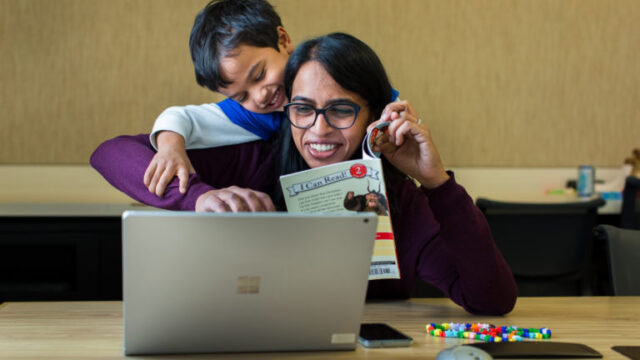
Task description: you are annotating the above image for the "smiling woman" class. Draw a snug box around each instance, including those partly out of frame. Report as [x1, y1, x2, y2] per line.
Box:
[285, 61, 371, 169]
[91, 32, 518, 315]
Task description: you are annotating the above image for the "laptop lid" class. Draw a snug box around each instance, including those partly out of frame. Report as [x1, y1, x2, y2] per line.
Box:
[122, 211, 377, 355]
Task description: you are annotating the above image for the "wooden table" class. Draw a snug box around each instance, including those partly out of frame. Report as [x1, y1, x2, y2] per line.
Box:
[1, 297, 639, 359]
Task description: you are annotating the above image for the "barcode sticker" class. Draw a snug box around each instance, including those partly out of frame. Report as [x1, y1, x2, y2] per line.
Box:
[369, 261, 400, 280]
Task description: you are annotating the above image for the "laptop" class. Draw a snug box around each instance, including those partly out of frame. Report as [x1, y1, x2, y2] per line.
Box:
[122, 211, 377, 355]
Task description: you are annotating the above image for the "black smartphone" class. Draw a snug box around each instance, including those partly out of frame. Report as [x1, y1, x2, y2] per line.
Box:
[358, 323, 413, 348]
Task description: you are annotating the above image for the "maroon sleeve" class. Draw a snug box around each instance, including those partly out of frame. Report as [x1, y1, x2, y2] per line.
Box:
[90, 134, 277, 210]
[419, 173, 518, 315]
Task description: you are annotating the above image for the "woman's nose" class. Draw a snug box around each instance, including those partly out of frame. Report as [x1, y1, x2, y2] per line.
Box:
[310, 113, 333, 134]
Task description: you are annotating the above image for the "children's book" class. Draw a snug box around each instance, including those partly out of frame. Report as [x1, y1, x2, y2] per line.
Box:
[279, 123, 401, 280]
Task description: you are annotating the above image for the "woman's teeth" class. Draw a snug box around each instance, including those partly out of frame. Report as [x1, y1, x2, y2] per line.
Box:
[309, 143, 336, 152]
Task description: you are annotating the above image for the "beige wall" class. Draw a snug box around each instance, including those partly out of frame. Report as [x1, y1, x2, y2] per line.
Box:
[1, 0, 639, 166]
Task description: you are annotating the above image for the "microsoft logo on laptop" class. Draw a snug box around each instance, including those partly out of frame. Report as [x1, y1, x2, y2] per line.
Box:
[237, 276, 261, 294]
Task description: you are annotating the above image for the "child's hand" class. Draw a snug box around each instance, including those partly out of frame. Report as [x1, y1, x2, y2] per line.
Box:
[143, 131, 195, 196]
[195, 187, 276, 212]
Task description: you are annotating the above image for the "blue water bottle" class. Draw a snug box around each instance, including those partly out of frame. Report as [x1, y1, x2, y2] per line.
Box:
[577, 165, 595, 197]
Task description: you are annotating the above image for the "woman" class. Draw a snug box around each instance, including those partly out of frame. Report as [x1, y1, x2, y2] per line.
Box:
[92, 33, 517, 315]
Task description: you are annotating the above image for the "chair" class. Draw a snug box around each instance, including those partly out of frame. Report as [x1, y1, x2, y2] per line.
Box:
[476, 197, 605, 296]
[593, 225, 640, 295]
[620, 176, 640, 230]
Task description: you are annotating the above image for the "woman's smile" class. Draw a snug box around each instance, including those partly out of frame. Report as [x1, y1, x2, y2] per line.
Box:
[290, 61, 369, 168]
[306, 141, 341, 160]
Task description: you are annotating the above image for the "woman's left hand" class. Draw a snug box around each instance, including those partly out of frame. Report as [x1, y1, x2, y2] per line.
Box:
[369, 100, 450, 189]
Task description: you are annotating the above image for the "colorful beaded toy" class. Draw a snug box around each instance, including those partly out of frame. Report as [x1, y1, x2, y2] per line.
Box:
[426, 323, 551, 342]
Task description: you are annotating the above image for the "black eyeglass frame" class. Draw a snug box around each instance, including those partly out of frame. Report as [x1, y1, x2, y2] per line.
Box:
[283, 102, 362, 130]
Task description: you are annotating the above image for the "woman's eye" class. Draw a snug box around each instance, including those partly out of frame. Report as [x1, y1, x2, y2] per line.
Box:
[294, 106, 314, 116]
[329, 106, 355, 118]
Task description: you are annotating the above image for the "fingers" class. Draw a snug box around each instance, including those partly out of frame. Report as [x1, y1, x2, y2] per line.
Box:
[145, 153, 196, 196]
[225, 187, 276, 212]
[143, 160, 157, 188]
[376, 100, 422, 146]
[379, 100, 417, 123]
[177, 167, 189, 194]
[242, 191, 276, 212]
[195, 187, 276, 213]
[147, 162, 164, 196]
[219, 191, 250, 212]
[155, 168, 174, 197]
[196, 193, 232, 213]
[386, 111, 420, 146]
[258, 192, 277, 212]
[392, 120, 416, 147]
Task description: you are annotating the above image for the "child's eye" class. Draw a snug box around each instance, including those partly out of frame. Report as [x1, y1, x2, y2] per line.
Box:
[255, 68, 265, 81]
[236, 93, 248, 103]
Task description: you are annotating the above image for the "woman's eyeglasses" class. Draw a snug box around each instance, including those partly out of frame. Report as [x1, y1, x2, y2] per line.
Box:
[284, 102, 361, 129]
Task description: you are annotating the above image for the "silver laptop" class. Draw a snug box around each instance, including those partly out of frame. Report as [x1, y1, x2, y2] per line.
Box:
[122, 211, 377, 355]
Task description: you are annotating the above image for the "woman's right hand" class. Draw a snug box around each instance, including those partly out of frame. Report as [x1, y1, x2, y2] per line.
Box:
[195, 187, 276, 212]
[369, 100, 449, 189]
[143, 131, 195, 196]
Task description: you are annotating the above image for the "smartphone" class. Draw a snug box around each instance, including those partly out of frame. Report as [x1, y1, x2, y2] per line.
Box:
[358, 323, 413, 348]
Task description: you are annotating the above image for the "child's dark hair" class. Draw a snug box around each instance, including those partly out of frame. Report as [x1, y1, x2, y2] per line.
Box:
[190, 0, 283, 92]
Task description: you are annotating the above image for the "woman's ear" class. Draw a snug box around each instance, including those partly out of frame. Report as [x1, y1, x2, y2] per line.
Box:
[277, 26, 294, 55]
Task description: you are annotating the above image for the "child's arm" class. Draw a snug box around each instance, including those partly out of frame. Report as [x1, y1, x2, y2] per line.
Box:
[146, 103, 262, 196]
[149, 103, 261, 150]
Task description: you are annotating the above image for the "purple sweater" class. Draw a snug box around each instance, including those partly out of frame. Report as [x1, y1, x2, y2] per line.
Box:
[91, 134, 517, 315]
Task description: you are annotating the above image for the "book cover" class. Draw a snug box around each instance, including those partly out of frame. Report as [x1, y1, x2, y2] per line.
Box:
[279, 157, 401, 280]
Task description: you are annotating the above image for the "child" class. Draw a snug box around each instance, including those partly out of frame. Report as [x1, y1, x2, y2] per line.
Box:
[145, 0, 293, 196]
[144, 0, 399, 197]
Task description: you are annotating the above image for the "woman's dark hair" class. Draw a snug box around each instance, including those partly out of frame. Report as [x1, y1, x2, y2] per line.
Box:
[272, 33, 399, 211]
[190, 0, 283, 92]
[279, 32, 393, 177]
[284, 32, 392, 122]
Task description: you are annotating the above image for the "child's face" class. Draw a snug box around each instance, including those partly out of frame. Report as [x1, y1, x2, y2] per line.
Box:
[218, 27, 293, 114]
